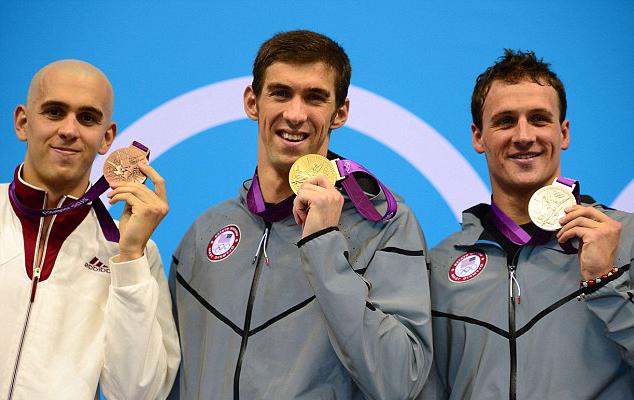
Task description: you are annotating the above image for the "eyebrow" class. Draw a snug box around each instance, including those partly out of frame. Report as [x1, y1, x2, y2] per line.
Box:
[40, 100, 104, 120]
[490, 108, 555, 120]
[266, 82, 331, 98]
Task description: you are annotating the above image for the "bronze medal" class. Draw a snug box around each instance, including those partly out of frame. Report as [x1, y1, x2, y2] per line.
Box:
[103, 145, 148, 186]
[289, 154, 341, 194]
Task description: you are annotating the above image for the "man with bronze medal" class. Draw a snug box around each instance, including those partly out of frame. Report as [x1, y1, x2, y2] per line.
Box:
[0, 60, 180, 399]
[427, 50, 633, 399]
[170, 30, 432, 399]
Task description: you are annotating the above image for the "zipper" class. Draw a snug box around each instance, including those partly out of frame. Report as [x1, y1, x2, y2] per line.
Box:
[507, 250, 521, 400]
[8, 195, 58, 400]
[233, 222, 271, 400]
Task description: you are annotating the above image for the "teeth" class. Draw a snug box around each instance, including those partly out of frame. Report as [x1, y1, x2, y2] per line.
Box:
[512, 153, 538, 159]
[280, 132, 307, 142]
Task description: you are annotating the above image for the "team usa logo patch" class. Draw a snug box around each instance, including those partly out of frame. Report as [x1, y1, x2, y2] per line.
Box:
[207, 225, 241, 262]
[449, 251, 487, 283]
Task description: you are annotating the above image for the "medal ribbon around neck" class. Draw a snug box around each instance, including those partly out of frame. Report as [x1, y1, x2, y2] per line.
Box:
[246, 169, 295, 223]
[8, 141, 150, 242]
[247, 154, 398, 223]
[490, 176, 580, 253]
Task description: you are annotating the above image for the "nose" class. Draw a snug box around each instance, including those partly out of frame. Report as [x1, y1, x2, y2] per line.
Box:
[512, 117, 535, 147]
[57, 114, 80, 140]
[283, 96, 308, 127]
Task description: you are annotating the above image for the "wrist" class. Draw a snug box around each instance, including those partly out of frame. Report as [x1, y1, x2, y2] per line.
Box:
[581, 265, 615, 281]
[116, 250, 144, 262]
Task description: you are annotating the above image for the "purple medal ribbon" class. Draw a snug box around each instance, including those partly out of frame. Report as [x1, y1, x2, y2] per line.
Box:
[490, 176, 580, 253]
[8, 141, 150, 242]
[334, 159, 397, 222]
[246, 158, 398, 223]
[246, 169, 295, 223]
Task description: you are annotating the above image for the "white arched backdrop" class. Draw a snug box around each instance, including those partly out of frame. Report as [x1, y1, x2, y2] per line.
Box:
[93, 77, 633, 219]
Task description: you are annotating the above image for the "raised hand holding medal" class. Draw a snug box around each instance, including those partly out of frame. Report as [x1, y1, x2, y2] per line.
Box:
[524, 177, 622, 280]
[106, 143, 169, 262]
[290, 154, 344, 238]
[289, 153, 398, 238]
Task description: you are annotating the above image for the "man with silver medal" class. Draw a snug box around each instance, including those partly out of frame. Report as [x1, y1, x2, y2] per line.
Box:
[169, 30, 433, 399]
[0, 60, 180, 399]
[426, 50, 634, 399]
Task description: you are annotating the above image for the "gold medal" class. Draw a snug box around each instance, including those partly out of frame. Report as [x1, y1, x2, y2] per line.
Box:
[528, 184, 576, 231]
[103, 145, 148, 186]
[289, 154, 342, 194]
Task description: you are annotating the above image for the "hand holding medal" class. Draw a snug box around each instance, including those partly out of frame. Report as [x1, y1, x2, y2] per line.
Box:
[289, 153, 398, 238]
[556, 204, 622, 281]
[106, 143, 169, 262]
[526, 177, 621, 280]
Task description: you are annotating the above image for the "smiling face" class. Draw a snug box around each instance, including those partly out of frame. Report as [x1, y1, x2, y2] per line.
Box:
[14, 62, 116, 197]
[244, 61, 349, 184]
[472, 79, 570, 198]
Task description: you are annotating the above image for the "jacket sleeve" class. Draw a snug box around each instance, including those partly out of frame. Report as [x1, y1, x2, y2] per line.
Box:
[425, 245, 453, 400]
[297, 206, 433, 400]
[584, 214, 634, 366]
[101, 240, 181, 400]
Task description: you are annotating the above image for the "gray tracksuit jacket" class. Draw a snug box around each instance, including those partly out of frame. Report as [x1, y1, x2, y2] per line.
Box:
[428, 199, 634, 400]
[169, 179, 433, 399]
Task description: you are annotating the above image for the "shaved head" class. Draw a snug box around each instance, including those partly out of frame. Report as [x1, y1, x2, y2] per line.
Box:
[15, 59, 117, 201]
[27, 60, 114, 120]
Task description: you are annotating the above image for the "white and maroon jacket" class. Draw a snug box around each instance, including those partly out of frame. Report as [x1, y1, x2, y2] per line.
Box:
[0, 167, 180, 400]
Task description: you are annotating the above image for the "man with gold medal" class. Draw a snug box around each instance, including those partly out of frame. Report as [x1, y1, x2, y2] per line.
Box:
[427, 50, 634, 399]
[169, 30, 432, 399]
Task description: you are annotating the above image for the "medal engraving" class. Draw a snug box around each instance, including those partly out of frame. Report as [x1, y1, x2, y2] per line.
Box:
[528, 185, 576, 231]
[289, 154, 340, 194]
[103, 145, 148, 185]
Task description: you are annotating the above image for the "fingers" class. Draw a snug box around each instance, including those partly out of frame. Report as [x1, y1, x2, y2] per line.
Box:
[559, 205, 610, 225]
[108, 161, 168, 202]
[557, 205, 621, 243]
[292, 197, 308, 226]
[138, 161, 168, 201]
[557, 216, 600, 242]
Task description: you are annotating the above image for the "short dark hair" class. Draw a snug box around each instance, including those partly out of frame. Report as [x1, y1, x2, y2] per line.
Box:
[251, 30, 351, 108]
[471, 49, 567, 130]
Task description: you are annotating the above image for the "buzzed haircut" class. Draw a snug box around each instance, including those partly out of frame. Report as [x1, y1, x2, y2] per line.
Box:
[471, 49, 567, 130]
[251, 30, 351, 108]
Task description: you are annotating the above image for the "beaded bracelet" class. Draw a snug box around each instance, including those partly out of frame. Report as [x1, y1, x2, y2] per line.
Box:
[577, 267, 619, 301]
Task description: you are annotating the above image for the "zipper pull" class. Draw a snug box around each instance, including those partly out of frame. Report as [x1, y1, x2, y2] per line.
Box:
[30, 267, 41, 303]
[252, 226, 271, 266]
[509, 267, 521, 305]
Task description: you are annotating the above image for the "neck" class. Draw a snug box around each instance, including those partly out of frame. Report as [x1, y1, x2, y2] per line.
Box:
[20, 164, 87, 208]
[257, 164, 293, 204]
[491, 189, 533, 225]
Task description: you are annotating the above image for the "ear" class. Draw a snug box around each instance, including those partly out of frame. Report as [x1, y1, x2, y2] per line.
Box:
[560, 119, 570, 150]
[329, 98, 350, 130]
[471, 123, 486, 154]
[243, 85, 258, 121]
[14, 105, 28, 142]
[98, 121, 117, 155]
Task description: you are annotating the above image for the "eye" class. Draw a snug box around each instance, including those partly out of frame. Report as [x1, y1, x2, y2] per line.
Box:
[270, 89, 290, 99]
[78, 112, 100, 126]
[306, 93, 327, 103]
[41, 106, 65, 120]
[530, 113, 552, 125]
[493, 115, 516, 127]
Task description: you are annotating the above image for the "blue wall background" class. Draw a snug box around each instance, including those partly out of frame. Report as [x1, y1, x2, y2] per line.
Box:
[2, 1, 633, 272]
